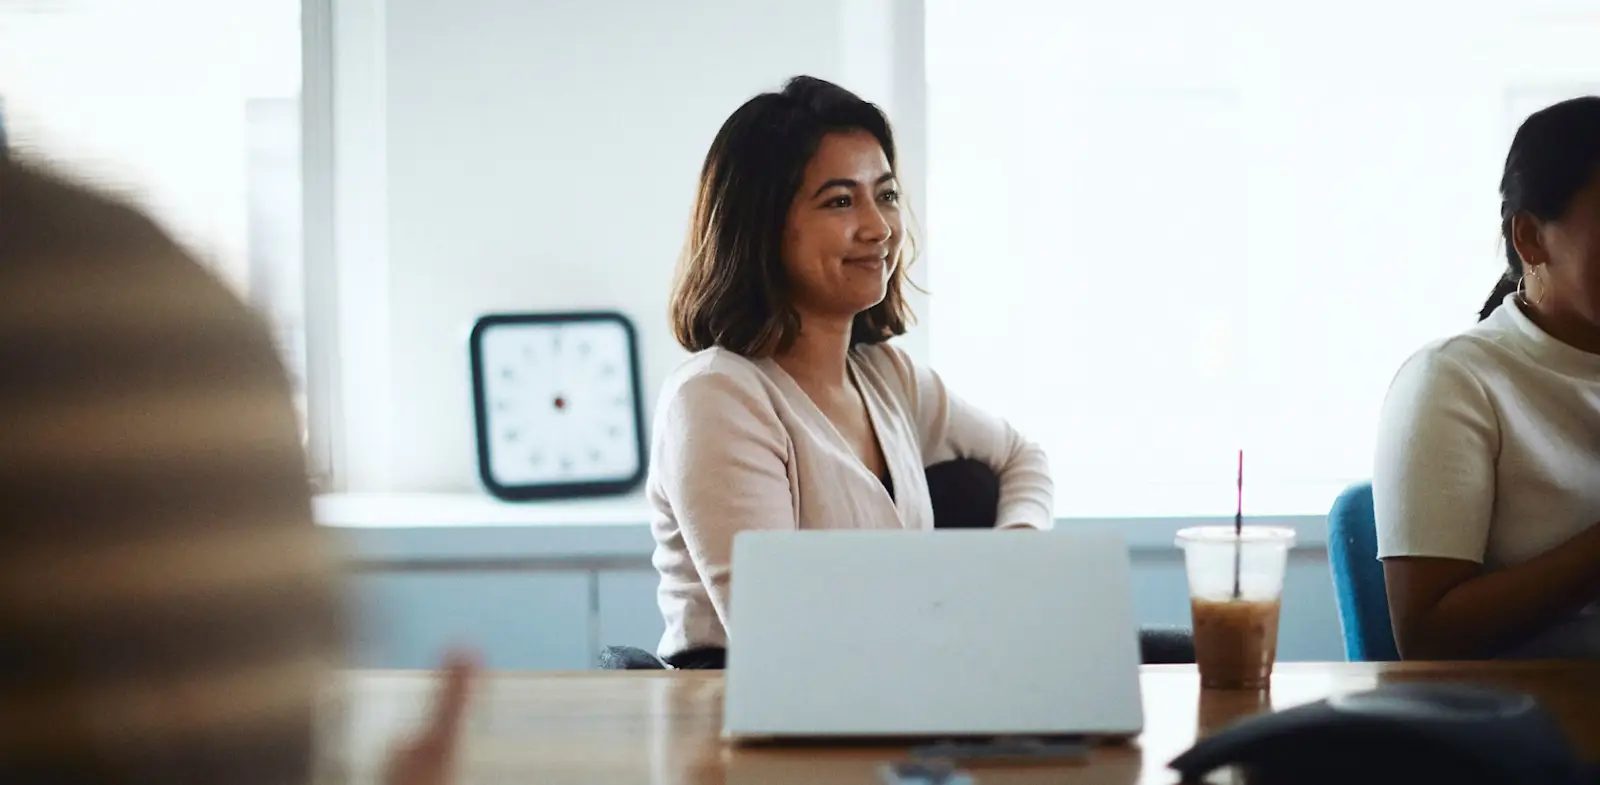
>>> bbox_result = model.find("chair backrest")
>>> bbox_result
[1326,481,1399,661]
[926,458,1000,529]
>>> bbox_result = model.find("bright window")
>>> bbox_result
[0,0,307,438]
[926,0,1600,517]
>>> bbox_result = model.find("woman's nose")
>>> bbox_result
[857,203,893,243]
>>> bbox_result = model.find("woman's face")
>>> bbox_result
[781,130,903,324]
[1525,171,1600,325]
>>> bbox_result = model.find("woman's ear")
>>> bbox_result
[1510,212,1548,271]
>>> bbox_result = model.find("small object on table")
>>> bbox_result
[878,759,974,785]
[910,736,1091,765]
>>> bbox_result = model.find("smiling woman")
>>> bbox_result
[668,75,916,357]
[649,76,1053,666]
[782,130,904,333]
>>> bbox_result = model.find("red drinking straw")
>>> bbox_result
[1233,449,1243,599]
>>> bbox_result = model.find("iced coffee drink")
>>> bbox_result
[1190,597,1281,689]
[1176,526,1296,690]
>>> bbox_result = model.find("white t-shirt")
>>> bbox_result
[1374,294,1600,658]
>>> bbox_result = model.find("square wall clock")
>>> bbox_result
[469,311,646,500]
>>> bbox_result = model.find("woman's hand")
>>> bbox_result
[383,650,480,785]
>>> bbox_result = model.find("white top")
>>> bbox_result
[1374,295,1600,657]
[647,342,1055,657]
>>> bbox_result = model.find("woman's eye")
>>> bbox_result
[825,195,851,208]
[879,189,900,204]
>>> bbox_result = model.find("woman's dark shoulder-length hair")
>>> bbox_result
[669,75,917,357]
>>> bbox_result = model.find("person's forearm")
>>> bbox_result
[994,444,1054,530]
[1404,524,1600,659]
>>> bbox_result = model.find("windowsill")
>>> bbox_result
[315,491,653,528]
[315,492,1329,554]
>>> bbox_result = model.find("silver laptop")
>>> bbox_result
[722,529,1144,741]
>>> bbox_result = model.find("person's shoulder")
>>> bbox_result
[658,347,777,414]
[1386,332,1497,408]
[663,347,768,390]
[852,340,916,386]
[1394,310,1530,388]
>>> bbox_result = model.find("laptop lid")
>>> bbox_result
[722,529,1144,740]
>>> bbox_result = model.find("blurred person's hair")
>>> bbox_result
[0,152,344,785]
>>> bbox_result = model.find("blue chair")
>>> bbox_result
[1327,481,1399,661]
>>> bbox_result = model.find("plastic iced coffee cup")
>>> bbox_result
[1175,526,1296,690]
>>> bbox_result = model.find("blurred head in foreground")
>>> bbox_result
[0,154,342,785]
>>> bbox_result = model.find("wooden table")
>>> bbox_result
[336,661,1600,785]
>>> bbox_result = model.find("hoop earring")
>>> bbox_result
[1518,268,1548,307]
[1531,267,1547,307]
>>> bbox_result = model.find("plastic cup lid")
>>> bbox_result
[1174,525,1297,547]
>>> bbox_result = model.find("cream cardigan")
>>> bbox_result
[646,341,1054,658]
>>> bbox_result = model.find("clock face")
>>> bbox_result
[470,312,645,499]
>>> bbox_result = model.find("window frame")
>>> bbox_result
[301,0,336,488]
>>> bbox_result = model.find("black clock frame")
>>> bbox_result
[469,310,648,501]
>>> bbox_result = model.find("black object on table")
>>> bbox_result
[1169,682,1590,785]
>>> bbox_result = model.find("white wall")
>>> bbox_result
[330,0,926,493]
